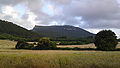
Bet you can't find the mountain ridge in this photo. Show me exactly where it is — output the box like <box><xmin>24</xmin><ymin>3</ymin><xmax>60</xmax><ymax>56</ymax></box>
<box><xmin>32</xmin><ymin>25</ymin><xmax>95</xmax><ymax>39</ymax></box>
<box><xmin>0</xmin><ymin>19</ymin><xmax>95</xmax><ymax>40</ymax></box>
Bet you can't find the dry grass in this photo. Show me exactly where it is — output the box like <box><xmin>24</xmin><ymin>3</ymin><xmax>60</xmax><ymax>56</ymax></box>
<box><xmin>0</xmin><ymin>50</ymin><xmax>119</xmax><ymax>68</ymax></box>
<box><xmin>57</xmin><ymin>43</ymin><xmax>96</xmax><ymax>48</ymax></box>
<box><xmin>57</xmin><ymin>43</ymin><xmax>120</xmax><ymax>48</ymax></box>
<box><xmin>0</xmin><ymin>40</ymin><xmax>17</xmax><ymax>49</ymax></box>
<box><xmin>0</xmin><ymin>40</ymin><xmax>120</xmax><ymax>68</ymax></box>
<box><xmin>116</xmin><ymin>42</ymin><xmax>120</xmax><ymax>48</ymax></box>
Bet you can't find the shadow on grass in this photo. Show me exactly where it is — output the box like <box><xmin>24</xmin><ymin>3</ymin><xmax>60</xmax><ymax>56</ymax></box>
<box><xmin>54</xmin><ymin>47</ymin><xmax>97</xmax><ymax>51</ymax></box>
<box><xmin>32</xmin><ymin>47</ymin><xmax>120</xmax><ymax>51</ymax></box>
<box><xmin>115</xmin><ymin>48</ymin><xmax>120</xmax><ymax>51</ymax></box>
<box><xmin>12</xmin><ymin>47</ymin><xmax>120</xmax><ymax>51</ymax></box>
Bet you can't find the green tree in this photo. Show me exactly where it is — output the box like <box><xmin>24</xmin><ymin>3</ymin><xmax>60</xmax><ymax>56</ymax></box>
<box><xmin>15</xmin><ymin>41</ymin><xmax>33</xmax><ymax>49</ymax></box>
<box><xmin>94</xmin><ymin>30</ymin><xmax>118</xmax><ymax>51</ymax></box>
<box><xmin>35</xmin><ymin>37</ymin><xmax>56</xmax><ymax>49</ymax></box>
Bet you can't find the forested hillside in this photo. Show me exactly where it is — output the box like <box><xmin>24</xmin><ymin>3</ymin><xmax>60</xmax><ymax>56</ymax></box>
<box><xmin>0</xmin><ymin>20</ymin><xmax>41</xmax><ymax>41</ymax></box>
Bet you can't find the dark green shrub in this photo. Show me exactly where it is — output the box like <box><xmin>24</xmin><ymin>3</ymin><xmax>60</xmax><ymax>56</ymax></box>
<box><xmin>94</xmin><ymin>30</ymin><xmax>118</xmax><ymax>51</ymax></box>
<box><xmin>34</xmin><ymin>37</ymin><xmax>56</xmax><ymax>50</ymax></box>
<box><xmin>15</xmin><ymin>41</ymin><xmax>33</xmax><ymax>49</ymax></box>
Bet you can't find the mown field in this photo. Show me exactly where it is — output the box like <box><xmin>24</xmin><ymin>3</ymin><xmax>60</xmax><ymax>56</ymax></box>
<box><xmin>0</xmin><ymin>40</ymin><xmax>120</xmax><ymax>68</ymax></box>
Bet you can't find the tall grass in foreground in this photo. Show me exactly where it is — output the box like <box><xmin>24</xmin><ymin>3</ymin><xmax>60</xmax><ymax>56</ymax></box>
<box><xmin>0</xmin><ymin>51</ymin><xmax>119</xmax><ymax>68</ymax></box>
<box><xmin>0</xmin><ymin>40</ymin><xmax>120</xmax><ymax>68</ymax></box>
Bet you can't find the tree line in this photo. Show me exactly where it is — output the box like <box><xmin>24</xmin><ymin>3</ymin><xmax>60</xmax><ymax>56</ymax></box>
<box><xmin>15</xmin><ymin>30</ymin><xmax>118</xmax><ymax>51</ymax></box>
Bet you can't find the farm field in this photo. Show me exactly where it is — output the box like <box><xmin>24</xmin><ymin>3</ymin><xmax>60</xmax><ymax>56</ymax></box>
<box><xmin>0</xmin><ymin>40</ymin><xmax>120</xmax><ymax>68</ymax></box>
<box><xmin>58</xmin><ymin>42</ymin><xmax>120</xmax><ymax>48</ymax></box>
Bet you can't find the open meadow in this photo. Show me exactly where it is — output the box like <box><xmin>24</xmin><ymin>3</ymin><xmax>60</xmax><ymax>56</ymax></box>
<box><xmin>0</xmin><ymin>40</ymin><xmax>120</xmax><ymax>68</ymax></box>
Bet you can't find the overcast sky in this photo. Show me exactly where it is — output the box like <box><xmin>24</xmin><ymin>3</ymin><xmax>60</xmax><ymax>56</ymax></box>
<box><xmin>0</xmin><ymin>0</ymin><xmax>120</xmax><ymax>38</ymax></box>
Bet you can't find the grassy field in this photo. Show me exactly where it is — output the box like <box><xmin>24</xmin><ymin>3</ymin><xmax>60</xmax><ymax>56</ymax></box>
<box><xmin>58</xmin><ymin>42</ymin><xmax>120</xmax><ymax>48</ymax></box>
<box><xmin>0</xmin><ymin>40</ymin><xmax>120</xmax><ymax>68</ymax></box>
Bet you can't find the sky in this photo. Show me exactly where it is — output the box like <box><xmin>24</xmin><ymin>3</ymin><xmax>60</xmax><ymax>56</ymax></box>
<box><xmin>0</xmin><ymin>0</ymin><xmax>120</xmax><ymax>38</ymax></box>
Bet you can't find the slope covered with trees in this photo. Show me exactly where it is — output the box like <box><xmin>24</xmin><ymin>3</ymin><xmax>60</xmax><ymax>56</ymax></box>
<box><xmin>0</xmin><ymin>19</ymin><xmax>41</xmax><ymax>41</ymax></box>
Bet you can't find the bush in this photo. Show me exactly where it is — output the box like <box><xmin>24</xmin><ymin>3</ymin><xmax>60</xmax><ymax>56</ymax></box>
<box><xmin>15</xmin><ymin>41</ymin><xmax>33</xmax><ymax>49</ymax></box>
<box><xmin>34</xmin><ymin>37</ymin><xmax>56</xmax><ymax>50</ymax></box>
<box><xmin>94</xmin><ymin>30</ymin><xmax>118</xmax><ymax>51</ymax></box>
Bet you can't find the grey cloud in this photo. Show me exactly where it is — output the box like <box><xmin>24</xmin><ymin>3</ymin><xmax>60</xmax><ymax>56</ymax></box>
<box><xmin>83</xmin><ymin>19</ymin><xmax>120</xmax><ymax>28</ymax></box>
<box><xmin>0</xmin><ymin>0</ymin><xmax>120</xmax><ymax>29</ymax></box>
<box><xmin>41</xmin><ymin>0</ymin><xmax>120</xmax><ymax>29</ymax></box>
<box><xmin>0</xmin><ymin>0</ymin><xmax>27</xmax><ymax>6</ymax></box>
<box><xmin>64</xmin><ymin>0</ymin><xmax>119</xmax><ymax>16</ymax></box>
<box><xmin>48</xmin><ymin>0</ymin><xmax>71</xmax><ymax>5</ymax></box>
<box><xmin>61</xmin><ymin>0</ymin><xmax>120</xmax><ymax>29</ymax></box>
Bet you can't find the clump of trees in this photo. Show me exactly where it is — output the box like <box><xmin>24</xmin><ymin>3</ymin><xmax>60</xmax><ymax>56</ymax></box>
<box><xmin>94</xmin><ymin>30</ymin><xmax>118</xmax><ymax>51</ymax></box>
<box><xmin>34</xmin><ymin>37</ymin><xmax>56</xmax><ymax>50</ymax></box>
<box><xmin>15</xmin><ymin>37</ymin><xmax>56</xmax><ymax>50</ymax></box>
<box><xmin>15</xmin><ymin>41</ymin><xmax>33</xmax><ymax>49</ymax></box>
